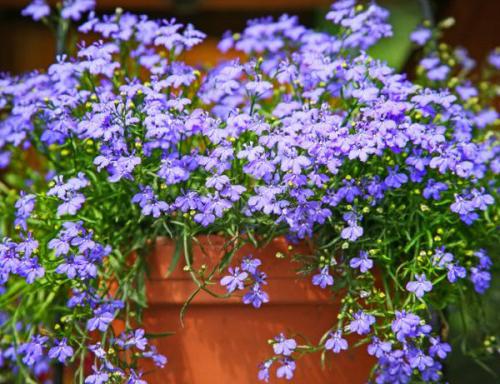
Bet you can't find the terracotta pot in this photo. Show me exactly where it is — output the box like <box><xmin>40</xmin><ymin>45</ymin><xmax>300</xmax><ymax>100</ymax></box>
<box><xmin>138</xmin><ymin>236</ymin><xmax>373</xmax><ymax>384</ymax></box>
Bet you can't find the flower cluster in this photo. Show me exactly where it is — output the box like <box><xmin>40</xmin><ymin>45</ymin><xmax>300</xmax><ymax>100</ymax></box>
<box><xmin>220</xmin><ymin>255</ymin><xmax>269</xmax><ymax>308</ymax></box>
<box><xmin>0</xmin><ymin>0</ymin><xmax>498</xmax><ymax>382</ymax></box>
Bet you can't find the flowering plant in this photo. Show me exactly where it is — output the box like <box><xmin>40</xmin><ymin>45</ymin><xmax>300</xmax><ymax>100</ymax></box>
<box><xmin>1</xmin><ymin>0</ymin><xmax>499</xmax><ymax>382</ymax></box>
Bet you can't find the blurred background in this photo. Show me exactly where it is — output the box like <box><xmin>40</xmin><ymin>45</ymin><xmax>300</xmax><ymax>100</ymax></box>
<box><xmin>1</xmin><ymin>0</ymin><xmax>499</xmax><ymax>74</ymax></box>
<box><xmin>1</xmin><ymin>0</ymin><xmax>499</xmax><ymax>383</ymax></box>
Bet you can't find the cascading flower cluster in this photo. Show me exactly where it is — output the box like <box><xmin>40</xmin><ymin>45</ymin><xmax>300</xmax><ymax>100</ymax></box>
<box><xmin>0</xmin><ymin>0</ymin><xmax>498</xmax><ymax>382</ymax></box>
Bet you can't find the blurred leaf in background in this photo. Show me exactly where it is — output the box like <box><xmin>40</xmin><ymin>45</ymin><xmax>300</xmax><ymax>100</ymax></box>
<box><xmin>315</xmin><ymin>0</ymin><xmax>421</xmax><ymax>70</ymax></box>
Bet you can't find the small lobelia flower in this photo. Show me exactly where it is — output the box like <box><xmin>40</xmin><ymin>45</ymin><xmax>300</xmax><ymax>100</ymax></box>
<box><xmin>86</xmin><ymin>308</ymin><xmax>115</xmax><ymax>332</ymax></box>
<box><xmin>423</xmin><ymin>179</ymin><xmax>448</xmax><ymax>200</ymax></box>
<box><xmin>22</xmin><ymin>0</ymin><xmax>50</xmax><ymax>21</ymax></box>
<box><xmin>48</xmin><ymin>338</ymin><xmax>74</xmax><ymax>363</ymax></box>
<box><xmin>19</xmin><ymin>335</ymin><xmax>48</xmax><ymax>366</ymax></box>
<box><xmin>242</xmin><ymin>283</ymin><xmax>269</xmax><ymax>308</ymax></box>
<box><xmin>240</xmin><ymin>254</ymin><xmax>262</xmax><ymax>275</ymax></box>
<box><xmin>127</xmin><ymin>370</ymin><xmax>148</xmax><ymax>384</ymax></box>
<box><xmin>384</xmin><ymin>166</ymin><xmax>408</xmax><ymax>188</ymax></box>
<box><xmin>429</xmin><ymin>337</ymin><xmax>451</xmax><ymax>359</ymax></box>
<box><xmin>257</xmin><ymin>359</ymin><xmax>273</xmax><ymax>382</ymax></box>
<box><xmin>406</xmin><ymin>273</ymin><xmax>433</xmax><ymax>298</ymax></box>
<box><xmin>143</xmin><ymin>345</ymin><xmax>167</xmax><ymax>368</ymax></box>
<box><xmin>61</xmin><ymin>0</ymin><xmax>95</xmax><ymax>21</ymax></box>
<box><xmin>14</xmin><ymin>192</ymin><xmax>36</xmax><ymax>230</ymax></box>
<box><xmin>324</xmin><ymin>330</ymin><xmax>348</xmax><ymax>353</ymax></box>
<box><xmin>431</xmin><ymin>246</ymin><xmax>454</xmax><ymax>268</ymax></box>
<box><xmin>349</xmin><ymin>250</ymin><xmax>373</xmax><ymax>273</ymax></box>
<box><xmin>220</xmin><ymin>267</ymin><xmax>248</xmax><ymax>293</ymax></box>
<box><xmin>410</xmin><ymin>27</ymin><xmax>432</xmax><ymax>46</ymax></box>
<box><xmin>347</xmin><ymin>311</ymin><xmax>376</xmax><ymax>335</ymax></box>
<box><xmin>446</xmin><ymin>263</ymin><xmax>466</xmax><ymax>283</ymax></box>
<box><xmin>17</xmin><ymin>257</ymin><xmax>45</xmax><ymax>284</ymax></box>
<box><xmin>391</xmin><ymin>310</ymin><xmax>422</xmax><ymax>341</ymax></box>
<box><xmin>367</xmin><ymin>337</ymin><xmax>392</xmax><ymax>358</ymax></box>
<box><xmin>407</xmin><ymin>348</ymin><xmax>434</xmax><ymax>371</ymax></box>
<box><xmin>470</xmin><ymin>267</ymin><xmax>491</xmax><ymax>294</ymax></box>
<box><xmin>117</xmin><ymin>328</ymin><xmax>148</xmax><ymax>350</ymax></box>
<box><xmin>312</xmin><ymin>266</ymin><xmax>334</xmax><ymax>289</ymax></box>
<box><xmin>276</xmin><ymin>357</ymin><xmax>296</xmax><ymax>380</ymax></box>
<box><xmin>341</xmin><ymin>211</ymin><xmax>364</xmax><ymax>242</ymax></box>
<box><xmin>84</xmin><ymin>366</ymin><xmax>109</xmax><ymax>384</ymax></box>
<box><xmin>340</xmin><ymin>223</ymin><xmax>363</xmax><ymax>242</ymax></box>
<box><xmin>273</xmin><ymin>333</ymin><xmax>297</xmax><ymax>356</ymax></box>
<box><xmin>487</xmin><ymin>48</ymin><xmax>500</xmax><ymax>69</ymax></box>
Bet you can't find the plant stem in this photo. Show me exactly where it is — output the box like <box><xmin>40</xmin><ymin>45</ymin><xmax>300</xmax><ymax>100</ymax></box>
<box><xmin>56</xmin><ymin>17</ymin><xmax>69</xmax><ymax>57</ymax></box>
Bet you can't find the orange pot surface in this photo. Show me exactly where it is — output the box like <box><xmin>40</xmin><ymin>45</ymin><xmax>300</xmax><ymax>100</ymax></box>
<box><xmin>137</xmin><ymin>236</ymin><xmax>374</xmax><ymax>384</ymax></box>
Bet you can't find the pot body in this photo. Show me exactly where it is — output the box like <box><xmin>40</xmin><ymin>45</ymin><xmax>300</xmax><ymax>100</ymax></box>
<box><xmin>140</xmin><ymin>236</ymin><xmax>373</xmax><ymax>384</ymax></box>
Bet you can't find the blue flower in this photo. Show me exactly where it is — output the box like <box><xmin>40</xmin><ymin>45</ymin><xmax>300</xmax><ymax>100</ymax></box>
<box><xmin>242</xmin><ymin>283</ymin><xmax>269</xmax><ymax>308</ymax></box>
<box><xmin>348</xmin><ymin>311</ymin><xmax>376</xmax><ymax>335</ymax></box>
<box><xmin>258</xmin><ymin>359</ymin><xmax>272</xmax><ymax>382</ymax></box>
<box><xmin>273</xmin><ymin>333</ymin><xmax>297</xmax><ymax>356</ymax></box>
<box><xmin>349</xmin><ymin>250</ymin><xmax>373</xmax><ymax>273</ymax></box>
<box><xmin>276</xmin><ymin>358</ymin><xmax>296</xmax><ymax>380</ymax></box>
<box><xmin>410</xmin><ymin>27</ymin><xmax>432</xmax><ymax>46</ymax></box>
<box><xmin>406</xmin><ymin>273</ymin><xmax>433</xmax><ymax>298</ymax></box>
<box><xmin>220</xmin><ymin>267</ymin><xmax>248</xmax><ymax>293</ymax></box>
<box><xmin>341</xmin><ymin>223</ymin><xmax>364</xmax><ymax>242</ymax></box>
<box><xmin>240</xmin><ymin>255</ymin><xmax>262</xmax><ymax>275</ymax></box>
<box><xmin>367</xmin><ymin>337</ymin><xmax>392</xmax><ymax>358</ymax></box>
<box><xmin>324</xmin><ymin>331</ymin><xmax>348</xmax><ymax>353</ymax></box>
<box><xmin>312</xmin><ymin>266</ymin><xmax>334</xmax><ymax>289</ymax></box>
<box><xmin>22</xmin><ymin>0</ymin><xmax>50</xmax><ymax>21</ymax></box>
<box><xmin>86</xmin><ymin>309</ymin><xmax>114</xmax><ymax>332</ymax></box>
<box><xmin>48</xmin><ymin>338</ymin><xmax>74</xmax><ymax>363</ymax></box>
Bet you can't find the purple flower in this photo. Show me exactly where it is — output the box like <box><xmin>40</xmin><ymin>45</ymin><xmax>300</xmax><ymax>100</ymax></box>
<box><xmin>406</xmin><ymin>273</ymin><xmax>433</xmax><ymax>298</ymax></box>
<box><xmin>48</xmin><ymin>237</ymin><xmax>71</xmax><ymax>256</ymax></box>
<box><xmin>367</xmin><ymin>337</ymin><xmax>392</xmax><ymax>358</ymax></box>
<box><xmin>220</xmin><ymin>267</ymin><xmax>248</xmax><ymax>293</ymax></box>
<box><xmin>276</xmin><ymin>358</ymin><xmax>296</xmax><ymax>380</ymax></box>
<box><xmin>273</xmin><ymin>333</ymin><xmax>297</xmax><ymax>356</ymax></box>
<box><xmin>240</xmin><ymin>255</ymin><xmax>262</xmax><ymax>275</ymax></box>
<box><xmin>408</xmin><ymin>348</ymin><xmax>434</xmax><ymax>371</ymax></box>
<box><xmin>423</xmin><ymin>179</ymin><xmax>448</xmax><ymax>200</ymax></box>
<box><xmin>349</xmin><ymin>250</ymin><xmax>373</xmax><ymax>273</ymax></box>
<box><xmin>391</xmin><ymin>311</ymin><xmax>422</xmax><ymax>341</ymax></box>
<box><xmin>384</xmin><ymin>166</ymin><xmax>408</xmax><ymax>188</ymax></box>
<box><xmin>312</xmin><ymin>266</ymin><xmax>334</xmax><ymax>289</ymax></box>
<box><xmin>61</xmin><ymin>0</ymin><xmax>95</xmax><ymax>21</ymax></box>
<box><xmin>20</xmin><ymin>335</ymin><xmax>48</xmax><ymax>366</ymax></box>
<box><xmin>341</xmin><ymin>224</ymin><xmax>364</xmax><ymax>242</ymax></box>
<box><xmin>116</xmin><ymin>328</ymin><xmax>148</xmax><ymax>351</ymax></box>
<box><xmin>410</xmin><ymin>27</ymin><xmax>432</xmax><ymax>46</ymax></box>
<box><xmin>429</xmin><ymin>337</ymin><xmax>451</xmax><ymax>359</ymax></box>
<box><xmin>87</xmin><ymin>309</ymin><xmax>114</xmax><ymax>332</ymax></box>
<box><xmin>470</xmin><ymin>267</ymin><xmax>491</xmax><ymax>294</ymax></box>
<box><xmin>431</xmin><ymin>247</ymin><xmax>453</xmax><ymax>268</ymax></box>
<box><xmin>127</xmin><ymin>370</ymin><xmax>147</xmax><ymax>384</ymax></box>
<box><xmin>242</xmin><ymin>283</ymin><xmax>269</xmax><ymax>308</ymax></box>
<box><xmin>324</xmin><ymin>331</ymin><xmax>348</xmax><ymax>353</ymax></box>
<box><xmin>446</xmin><ymin>263</ymin><xmax>466</xmax><ymax>283</ymax></box>
<box><xmin>143</xmin><ymin>346</ymin><xmax>167</xmax><ymax>368</ymax></box>
<box><xmin>85</xmin><ymin>367</ymin><xmax>109</xmax><ymax>384</ymax></box>
<box><xmin>14</xmin><ymin>192</ymin><xmax>36</xmax><ymax>230</ymax></box>
<box><xmin>348</xmin><ymin>311</ymin><xmax>376</xmax><ymax>335</ymax></box>
<box><xmin>471</xmin><ymin>188</ymin><xmax>494</xmax><ymax>210</ymax></box>
<box><xmin>22</xmin><ymin>0</ymin><xmax>50</xmax><ymax>21</ymax></box>
<box><xmin>48</xmin><ymin>338</ymin><xmax>74</xmax><ymax>363</ymax></box>
<box><xmin>258</xmin><ymin>360</ymin><xmax>272</xmax><ymax>382</ymax></box>
<box><xmin>17</xmin><ymin>257</ymin><xmax>45</xmax><ymax>283</ymax></box>
<box><xmin>488</xmin><ymin>48</ymin><xmax>500</xmax><ymax>69</ymax></box>
<box><xmin>57</xmin><ymin>193</ymin><xmax>86</xmax><ymax>216</ymax></box>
